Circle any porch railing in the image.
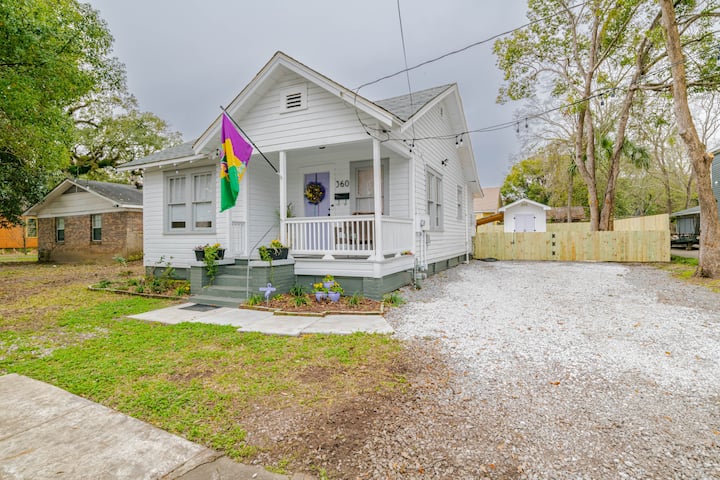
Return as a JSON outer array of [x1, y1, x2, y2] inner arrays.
[[284, 215, 413, 258]]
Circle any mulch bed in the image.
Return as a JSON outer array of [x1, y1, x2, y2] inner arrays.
[[243, 293, 384, 315]]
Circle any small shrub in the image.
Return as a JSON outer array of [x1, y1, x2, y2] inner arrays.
[[382, 291, 405, 307], [174, 282, 190, 296], [289, 283, 305, 297], [246, 294, 264, 306], [112, 255, 127, 267], [272, 293, 283, 301], [134, 285, 145, 293], [293, 295, 309, 307], [347, 292, 363, 307], [94, 279, 111, 289]]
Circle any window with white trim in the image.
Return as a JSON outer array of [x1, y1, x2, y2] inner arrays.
[[166, 169, 215, 233], [56, 217, 65, 242], [91, 214, 102, 241], [427, 169, 443, 231], [193, 172, 213, 228]]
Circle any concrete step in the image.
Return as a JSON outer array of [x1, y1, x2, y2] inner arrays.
[[213, 274, 249, 287], [188, 294, 244, 308], [200, 285, 250, 299], [223, 265, 250, 275]]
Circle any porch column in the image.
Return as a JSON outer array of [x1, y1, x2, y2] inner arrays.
[[372, 138, 383, 261], [279, 150, 287, 245]]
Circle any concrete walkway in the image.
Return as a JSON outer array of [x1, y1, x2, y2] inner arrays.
[[129, 303, 394, 335], [0, 374, 311, 480]]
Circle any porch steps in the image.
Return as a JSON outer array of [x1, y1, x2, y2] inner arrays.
[[189, 263, 253, 307], [187, 294, 245, 309]]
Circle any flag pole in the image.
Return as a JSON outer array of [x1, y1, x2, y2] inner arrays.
[[220, 106, 278, 173]]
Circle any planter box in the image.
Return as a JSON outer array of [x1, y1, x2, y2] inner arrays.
[[267, 248, 288, 261], [194, 249, 225, 261]]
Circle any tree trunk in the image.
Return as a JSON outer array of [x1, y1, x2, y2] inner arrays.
[[659, 0, 720, 276]]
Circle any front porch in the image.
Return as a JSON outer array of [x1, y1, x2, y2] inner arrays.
[[285, 215, 413, 260]]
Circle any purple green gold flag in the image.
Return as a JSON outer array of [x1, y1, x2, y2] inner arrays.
[[220, 112, 253, 212]]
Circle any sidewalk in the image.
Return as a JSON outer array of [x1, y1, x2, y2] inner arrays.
[[0, 374, 311, 480], [129, 303, 394, 335]]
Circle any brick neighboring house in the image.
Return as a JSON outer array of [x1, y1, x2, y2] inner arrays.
[[24, 179, 143, 263]]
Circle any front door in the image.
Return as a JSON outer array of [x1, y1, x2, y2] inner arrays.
[[303, 172, 331, 217]]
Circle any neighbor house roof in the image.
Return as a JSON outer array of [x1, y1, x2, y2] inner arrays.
[[24, 179, 143, 216], [670, 206, 700, 218], [473, 186, 501, 214]]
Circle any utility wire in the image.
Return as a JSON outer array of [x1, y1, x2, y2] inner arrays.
[[355, 1, 588, 92]]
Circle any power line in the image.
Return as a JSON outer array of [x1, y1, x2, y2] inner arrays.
[[354, 1, 588, 92]]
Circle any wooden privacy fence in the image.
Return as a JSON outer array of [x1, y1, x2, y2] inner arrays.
[[474, 214, 670, 262]]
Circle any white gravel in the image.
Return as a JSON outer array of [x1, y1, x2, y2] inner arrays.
[[385, 260, 720, 479]]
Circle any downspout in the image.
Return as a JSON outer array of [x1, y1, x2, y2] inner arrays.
[[464, 183, 470, 264]]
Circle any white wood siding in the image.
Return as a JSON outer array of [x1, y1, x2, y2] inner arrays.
[[142, 161, 232, 268], [35, 191, 120, 217], [234, 71, 372, 152], [411, 100, 471, 264], [246, 160, 280, 258]]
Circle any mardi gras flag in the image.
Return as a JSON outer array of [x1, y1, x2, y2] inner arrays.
[[220, 112, 253, 211]]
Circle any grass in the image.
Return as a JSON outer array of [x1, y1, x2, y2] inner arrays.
[[659, 254, 720, 291], [0, 262, 407, 465], [0, 249, 37, 263]]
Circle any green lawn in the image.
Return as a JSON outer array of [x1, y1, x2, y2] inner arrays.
[[0, 263, 406, 468]]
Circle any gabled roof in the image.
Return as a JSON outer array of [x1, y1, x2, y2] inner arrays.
[[499, 198, 551, 212], [24, 179, 142, 216], [375, 85, 454, 121], [117, 52, 481, 193], [192, 51, 400, 154]]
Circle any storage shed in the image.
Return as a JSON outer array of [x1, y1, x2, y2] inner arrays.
[[499, 198, 551, 233]]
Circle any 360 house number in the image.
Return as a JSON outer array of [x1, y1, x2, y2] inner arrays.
[[335, 179, 349, 188]]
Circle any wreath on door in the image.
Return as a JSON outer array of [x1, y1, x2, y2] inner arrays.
[[304, 181, 326, 205]]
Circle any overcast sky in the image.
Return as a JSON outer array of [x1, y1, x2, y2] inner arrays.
[[86, 0, 530, 187]]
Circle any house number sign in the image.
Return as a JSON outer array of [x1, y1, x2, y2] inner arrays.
[[335, 179, 349, 189]]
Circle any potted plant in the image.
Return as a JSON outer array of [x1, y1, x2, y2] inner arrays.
[[312, 282, 328, 302], [328, 281, 343, 302], [322, 274, 335, 289], [194, 243, 225, 261], [258, 239, 288, 261]]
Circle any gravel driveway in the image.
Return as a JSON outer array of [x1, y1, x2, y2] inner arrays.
[[385, 261, 720, 479]]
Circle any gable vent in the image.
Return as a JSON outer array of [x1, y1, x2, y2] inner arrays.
[[286, 92, 302, 109], [280, 84, 307, 113]]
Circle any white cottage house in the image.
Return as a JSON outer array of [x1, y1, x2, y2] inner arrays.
[[499, 198, 551, 233], [119, 51, 482, 304]]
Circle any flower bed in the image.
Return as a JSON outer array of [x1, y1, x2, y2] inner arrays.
[[242, 293, 383, 316]]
